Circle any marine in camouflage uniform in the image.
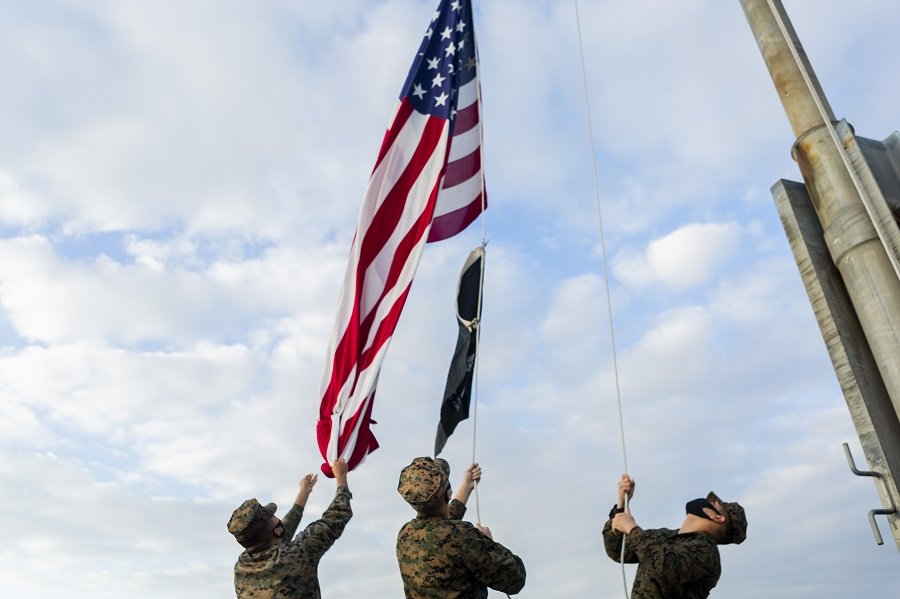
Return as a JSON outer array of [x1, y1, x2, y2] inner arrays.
[[228, 458, 352, 599], [603, 475, 748, 599], [396, 457, 526, 598]]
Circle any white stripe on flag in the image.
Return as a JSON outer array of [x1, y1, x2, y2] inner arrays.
[[359, 122, 449, 322], [447, 124, 480, 162], [433, 172, 482, 218], [456, 77, 478, 110]]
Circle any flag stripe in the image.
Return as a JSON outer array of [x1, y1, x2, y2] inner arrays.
[[360, 131, 448, 360], [456, 76, 478, 109], [453, 102, 480, 136], [429, 194, 485, 242], [358, 118, 446, 278], [372, 101, 415, 173], [318, 0, 486, 473], [318, 117, 447, 462], [321, 112, 447, 409], [443, 147, 481, 188], [447, 123, 481, 162], [434, 175, 483, 217], [358, 118, 449, 320], [356, 190, 442, 374], [341, 389, 379, 466], [318, 102, 435, 406]]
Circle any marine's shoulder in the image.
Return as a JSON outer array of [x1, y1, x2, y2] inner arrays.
[[235, 546, 277, 569], [636, 527, 679, 539]]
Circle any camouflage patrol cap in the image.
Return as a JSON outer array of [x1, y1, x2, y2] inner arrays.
[[227, 498, 276, 545], [398, 457, 450, 509], [433, 458, 450, 478], [707, 491, 747, 545]]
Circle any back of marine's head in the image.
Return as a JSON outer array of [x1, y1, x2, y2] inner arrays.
[[398, 457, 451, 513]]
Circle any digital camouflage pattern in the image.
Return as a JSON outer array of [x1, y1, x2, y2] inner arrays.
[[397, 456, 450, 511], [233, 487, 352, 599], [396, 499, 526, 598], [228, 498, 277, 546], [706, 492, 747, 545], [602, 521, 720, 599]]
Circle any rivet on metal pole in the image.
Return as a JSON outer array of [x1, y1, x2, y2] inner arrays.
[[843, 442, 898, 546]]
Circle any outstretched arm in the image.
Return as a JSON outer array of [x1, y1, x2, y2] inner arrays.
[[296, 474, 318, 507], [332, 457, 349, 490], [453, 463, 481, 505], [449, 463, 481, 520], [294, 458, 353, 558], [281, 472, 320, 538]]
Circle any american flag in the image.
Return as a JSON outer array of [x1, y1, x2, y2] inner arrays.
[[316, 0, 485, 474]]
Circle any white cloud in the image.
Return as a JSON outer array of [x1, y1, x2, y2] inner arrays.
[[0, 170, 49, 227], [540, 273, 608, 373], [613, 222, 742, 290], [1, 1, 899, 598], [0, 450, 235, 598], [0, 235, 344, 346]]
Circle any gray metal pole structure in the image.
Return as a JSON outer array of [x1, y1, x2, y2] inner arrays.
[[741, 0, 900, 549]]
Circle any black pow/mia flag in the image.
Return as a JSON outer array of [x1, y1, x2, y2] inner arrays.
[[435, 245, 484, 456]]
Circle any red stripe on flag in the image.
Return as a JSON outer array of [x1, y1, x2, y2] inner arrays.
[[354, 198, 440, 374], [317, 390, 380, 477], [357, 117, 446, 279], [453, 102, 479, 136], [343, 391, 380, 468], [319, 281, 414, 472], [428, 192, 487, 242], [373, 101, 415, 173], [443, 147, 480, 188], [318, 114, 447, 418]]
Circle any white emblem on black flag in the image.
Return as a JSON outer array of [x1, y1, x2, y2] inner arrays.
[[435, 245, 485, 456]]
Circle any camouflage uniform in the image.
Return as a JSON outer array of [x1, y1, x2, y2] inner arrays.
[[230, 487, 352, 599], [603, 522, 720, 599], [396, 457, 526, 598], [602, 491, 747, 599]]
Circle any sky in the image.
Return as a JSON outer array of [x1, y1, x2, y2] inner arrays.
[[1, 0, 899, 597]]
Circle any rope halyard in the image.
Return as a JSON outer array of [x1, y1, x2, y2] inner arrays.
[[573, 2, 630, 597], [471, 17, 507, 597], [764, 0, 900, 280], [470, 250, 485, 525], [471, 10, 488, 527]]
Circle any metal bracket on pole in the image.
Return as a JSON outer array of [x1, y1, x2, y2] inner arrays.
[[843, 442, 898, 545]]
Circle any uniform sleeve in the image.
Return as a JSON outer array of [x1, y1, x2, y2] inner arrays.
[[602, 519, 640, 563], [281, 503, 305, 540], [457, 523, 526, 595], [628, 530, 721, 589], [448, 498, 467, 520], [291, 486, 353, 561]]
